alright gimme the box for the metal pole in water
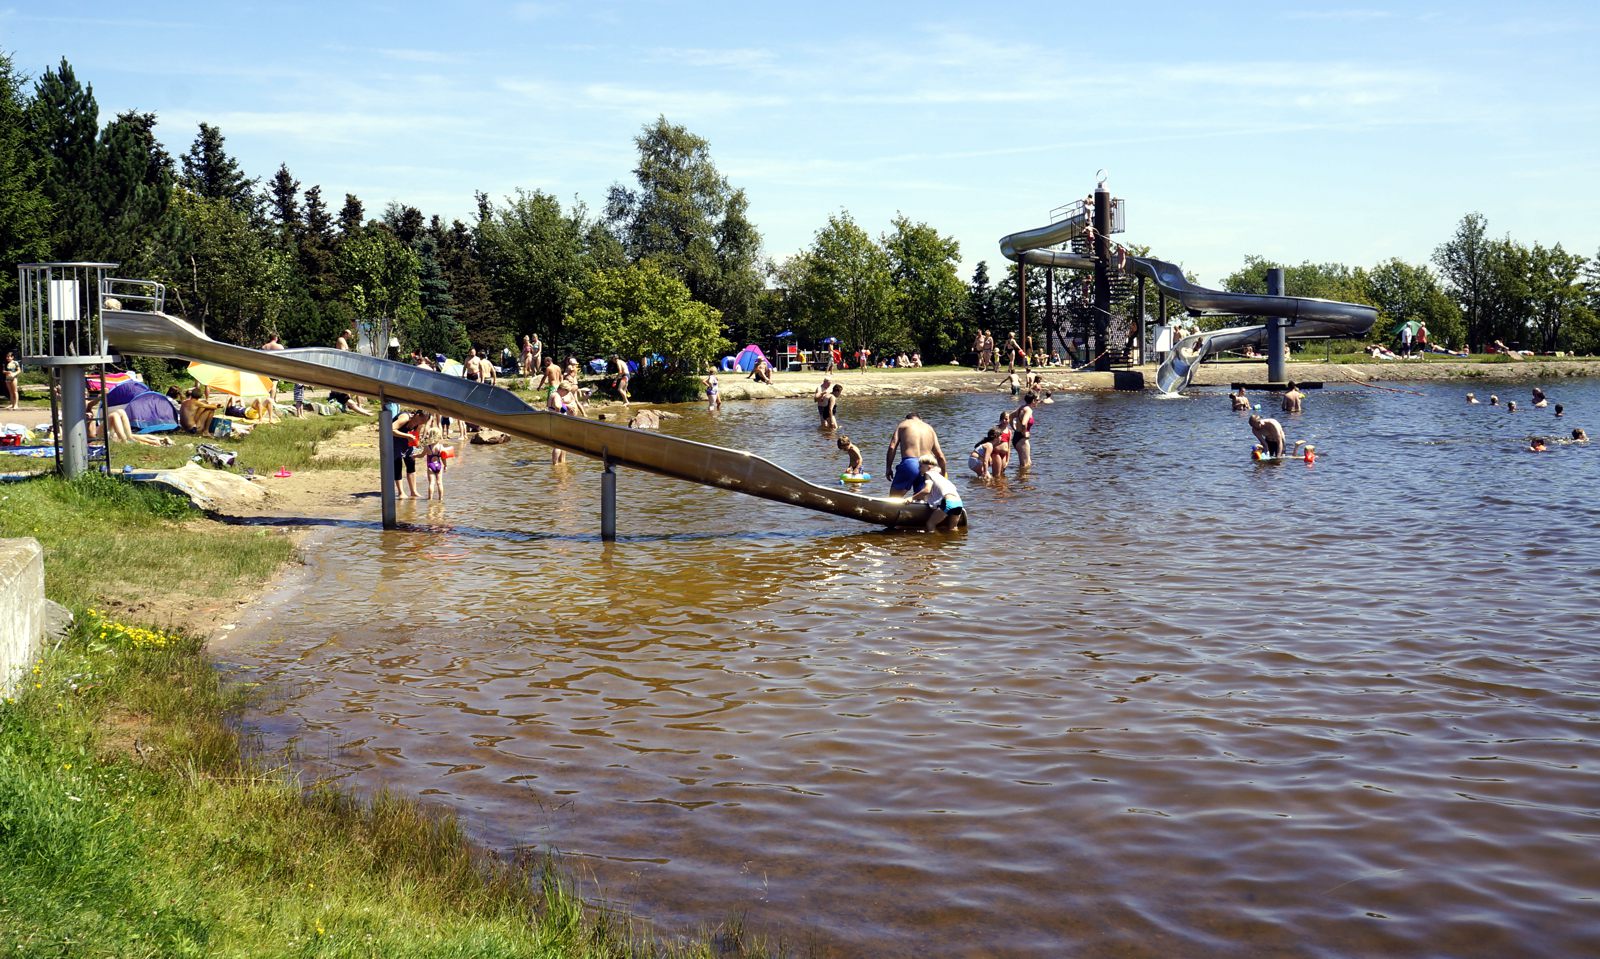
[377,391,396,530]
[1266,267,1287,385]
[601,455,617,542]
[1092,184,1112,372]
[59,365,89,478]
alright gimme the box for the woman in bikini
[968,428,999,479]
[990,410,1013,476]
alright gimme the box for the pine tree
[94,110,175,267]
[435,217,496,352]
[26,57,101,260]
[383,202,423,245]
[337,193,365,236]
[267,164,301,242]
[179,122,254,212]
[0,53,52,350]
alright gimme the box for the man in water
[1281,381,1305,414]
[887,412,947,496]
[1231,386,1251,411]
[1248,414,1286,458]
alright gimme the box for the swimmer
[1281,381,1304,414]
[1248,414,1286,458]
[1231,387,1251,411]
[1489,394,1500,406]
[1507,401,1518,413]
[1466,392,1479,404]
[1001,370,1020,396]
[837,435,864,476]
[1529,436,1548,452]
[1532,387,1548,408]
[1554,404,1564,418]
[1572,428,1589,443]
[911,455,967,531]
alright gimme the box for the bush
[630,365,703,403]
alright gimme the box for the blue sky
[4,1,1597,285]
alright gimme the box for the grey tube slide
[103,309,934,530]
[997,216,1376,393]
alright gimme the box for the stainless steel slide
[103,309,934,529]
[997,217,1377,393]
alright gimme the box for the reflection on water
[226,380,1600,957]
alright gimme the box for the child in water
[837,435,864,477]
[911,454,967,531]
[422,424,449,499]
[705,367,721,412]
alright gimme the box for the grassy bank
[1,480,768,955]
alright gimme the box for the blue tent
[720,355,738,371]
[108,381,178,433]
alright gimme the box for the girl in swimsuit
[969,428,999,479]
[705,369,721,412]
[991,411,1013,476]
[547,382,584,464]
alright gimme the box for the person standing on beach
[612,356,631,405]
[1003,332,1021,372]
[5,351,21,410]
[886,412,947,495]
[972,331,987,370]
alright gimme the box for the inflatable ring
[840,471,872,484]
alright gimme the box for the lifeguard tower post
[17,263,120,478]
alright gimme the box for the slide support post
[58,365,89,479]
[1266,268,1287,384]
[378,391,396,530]
[601,454,617,542]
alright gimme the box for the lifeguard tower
[17,262,160,478]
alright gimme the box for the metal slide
[103,309,933,529]
[997,217,1377,393]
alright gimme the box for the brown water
[225,383,1600,957]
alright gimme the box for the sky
[3,1,1598,286]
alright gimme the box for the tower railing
[16,263,119,477]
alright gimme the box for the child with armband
[422,423,450,500]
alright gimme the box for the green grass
[3,411,375,478]
[0,611,770,956]
[111,412,378,474]
[0,474,776,955]
[0,472,295,616]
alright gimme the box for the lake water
[224,376,1600,957]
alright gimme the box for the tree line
[4,54,1598,376]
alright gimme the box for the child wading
[422,424,449,500]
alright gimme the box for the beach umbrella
[776,330,794,338]
[186,361,274,397]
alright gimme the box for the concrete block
[0,538,45,698]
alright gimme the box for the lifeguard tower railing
[16,263,154,477]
